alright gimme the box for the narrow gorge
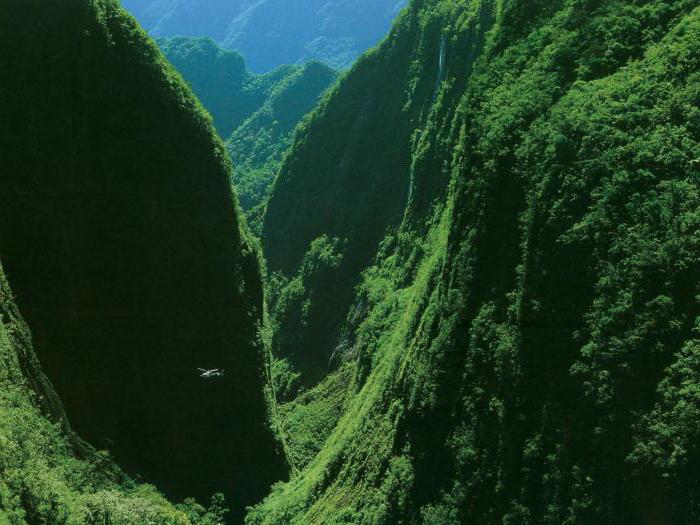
[2,0,700,524]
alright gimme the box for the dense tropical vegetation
[2,0,700,523]
[157,36,337,230]
[254,0,700,522]
[0,0,283,521]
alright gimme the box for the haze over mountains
[121,0,406,72]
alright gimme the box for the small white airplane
[198,368,225,378]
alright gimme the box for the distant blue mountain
[121,0,406,72]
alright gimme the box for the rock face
[121,0,406,72]
[252,0,700,523]
[0,0,285,519]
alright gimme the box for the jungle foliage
[3,0,700,523]
[227,62,338,232]
[158,36,338,230]
[254,0,700,523]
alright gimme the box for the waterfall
[433,36,446,100]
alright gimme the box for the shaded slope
[0,262,206,524]
[252,0,700,523]
[0,0,285,520]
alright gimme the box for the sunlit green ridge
[255,0,700,522]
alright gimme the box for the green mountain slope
[261,10,431,392]
[156,36,261,138]
[227,61,339,232]
[0,0,285,521]
[254,0,700,523]
[157,37,337,227]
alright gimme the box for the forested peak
[266,62,337,114]
[121,0,407,72]
[149,34,339,235]
[155,35,256,136]
[158,36,248,75]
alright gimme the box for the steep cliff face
[253,0,700,523]
[262,0,493,395]
[261,7,442,389]
[0,0,285,519]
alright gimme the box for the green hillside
[3,0,700,523]
[227,61,338,233]
[254,0,700,523]
[0,0,284,522]
[157,37,338,229]
[156,36,261,138]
